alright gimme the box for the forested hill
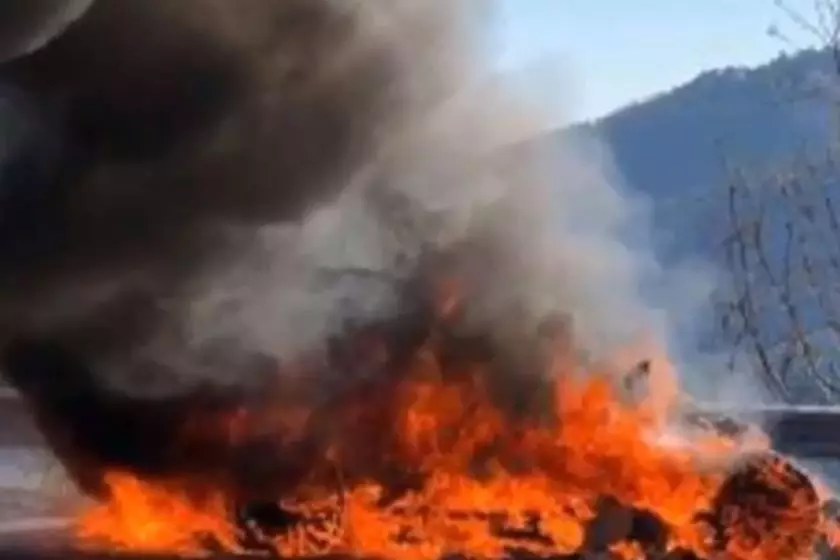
[535,48,840,402]
[558,48,837,261]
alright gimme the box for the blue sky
[491,0,821,122]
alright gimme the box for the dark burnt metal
[701,452,821,559]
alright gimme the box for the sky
[491,0,823,122]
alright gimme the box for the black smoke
[0,0,428,375]
[0,0,479,499]
[0,1,94,63]
[0,1,699,515]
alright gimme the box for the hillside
[536,48,840,402]
[573,48,837,261]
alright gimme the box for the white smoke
[164,0,720,398]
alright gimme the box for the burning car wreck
[0,1,839,560]
[4,298,838,560]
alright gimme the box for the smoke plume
[0,1,714,401]
[0,0,738,507]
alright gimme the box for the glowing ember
[70,341,826,560]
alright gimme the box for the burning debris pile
[5,252,839,560]
[35,285,840,560]
[0,1,839,560]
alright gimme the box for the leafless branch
[704,1,840,402]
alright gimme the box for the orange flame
[75,472,240,555]
[72,338,817,560]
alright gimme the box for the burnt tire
[708,452,820,560]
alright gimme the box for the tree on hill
[712,0,840,402]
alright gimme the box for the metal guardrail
[685,403,840,458]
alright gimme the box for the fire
[70,335,824,560]
[65,266,828,559]
[74,472,240,555]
